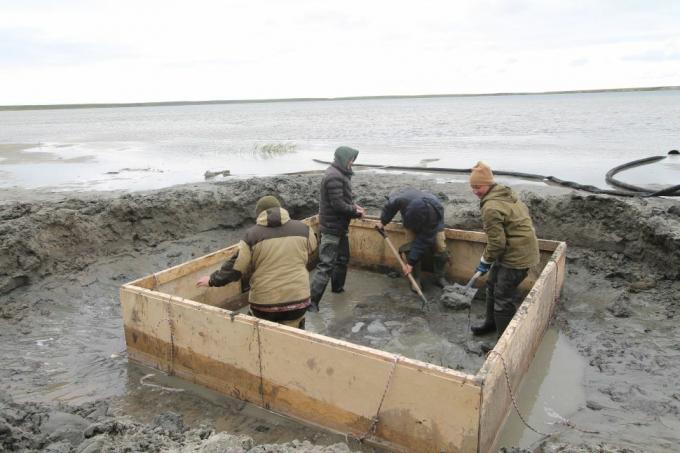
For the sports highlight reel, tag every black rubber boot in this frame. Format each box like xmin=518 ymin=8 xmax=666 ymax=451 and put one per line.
xmin=494 ymin=311 xmax=515 ymax=339
xmin=432 ymin=251 xmax=450 ymax=288
xmin=308 ymin=297 xmax=320 ymax=313
xmin=471 ymin=297 xmax=495 ymax=336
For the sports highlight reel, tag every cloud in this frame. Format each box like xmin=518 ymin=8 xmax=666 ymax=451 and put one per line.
xmin=0 ymin=0 xmax=679 ymax=104
xmin=623 ymin=47 xmax=680 ymax=61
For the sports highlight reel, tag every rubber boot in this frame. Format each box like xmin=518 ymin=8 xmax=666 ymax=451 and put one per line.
xmin=494 ymin=311 xmax=514 ymax=339
xmin=471 ymin=296 xmax=495 ymax=336
xmin=432 ymin=251 xmax=450 ymax=288
xmin=308 ymin=295 xmax=321 ymax=313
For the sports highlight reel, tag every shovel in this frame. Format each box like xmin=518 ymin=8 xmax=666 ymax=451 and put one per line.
xmin=442 ymin=271 xmax=483 ymax=309
xmin=374 ymin=225 xmax=429 ymax=310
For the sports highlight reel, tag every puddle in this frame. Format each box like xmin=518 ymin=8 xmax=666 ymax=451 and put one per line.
xmin=496 ymin=327 xmax=586 ymax=449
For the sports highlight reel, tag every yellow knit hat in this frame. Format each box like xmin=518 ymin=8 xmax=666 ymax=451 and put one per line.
xmin=469 ymin=161 xmax=495 ymax=185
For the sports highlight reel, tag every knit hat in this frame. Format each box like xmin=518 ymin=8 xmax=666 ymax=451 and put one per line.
xmin=255 ymin=195 xmax=281 ymax=216
xmin=469 ymin=161 xmax=495 ymax=185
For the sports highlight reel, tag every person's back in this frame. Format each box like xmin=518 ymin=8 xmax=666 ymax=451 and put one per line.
xmin=379 ymin=187 xmax=449 ymax=288
xmin=381 ymin=188 xmax=444 ymax=234
xmin=196 ymin=196 xmax=317 ymax=329
xmin=241 ymin=206 xmax=314 ymax=305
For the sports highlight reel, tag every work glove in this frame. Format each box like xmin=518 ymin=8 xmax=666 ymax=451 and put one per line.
xmin=475 ymin=259 xmax=492 ymax=275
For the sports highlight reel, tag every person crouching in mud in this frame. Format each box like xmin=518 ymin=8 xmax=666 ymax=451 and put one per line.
xmin=309 ymin=146 xmax=365 ymax=312
xmin=469 ymin=162 xmax=539 ymax=351
xmin=378 ymin=188 xmax=450 ymax=290
xmin=196 ymin=196 xmax=317 ymax=330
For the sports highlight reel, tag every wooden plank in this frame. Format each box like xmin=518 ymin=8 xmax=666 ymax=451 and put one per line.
xmin=121 ymin=284 xmax=482 ymax=452
xmin=121 ymin=216 xmax=566 ymax=453
xmin=477 ymin=245 xmax=565 ymax=453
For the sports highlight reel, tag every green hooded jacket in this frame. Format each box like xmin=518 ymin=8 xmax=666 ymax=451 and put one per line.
xmin=480 ymin=184 xmax=540 ymax=269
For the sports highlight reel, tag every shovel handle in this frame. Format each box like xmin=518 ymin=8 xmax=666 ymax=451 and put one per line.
xmin=466 ymin=271 xmax=483 ymax=289
xmin=374 ymin=225 xmax=428 ymax=306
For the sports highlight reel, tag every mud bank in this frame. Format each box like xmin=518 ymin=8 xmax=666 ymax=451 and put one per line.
xmin=1 ymin=172 xmax=680 ymax=452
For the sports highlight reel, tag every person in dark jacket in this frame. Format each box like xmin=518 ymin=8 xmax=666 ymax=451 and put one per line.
xmin=196 ymin=195 xmax=317 ymax=329
xmin=468 ymin=162 xmax=540 ymax=349
xmin=309 ymin=146 xmax=365 ymax=312
xmin=379 ymin=188 xmax=450 ymax=289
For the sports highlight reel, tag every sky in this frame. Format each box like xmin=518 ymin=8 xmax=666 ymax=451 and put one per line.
xmin=1 ymin=0 xmax=679 ymax=105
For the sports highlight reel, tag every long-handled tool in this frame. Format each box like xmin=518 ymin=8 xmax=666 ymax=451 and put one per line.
xmin=375 ymin=226 xmax=429 ymax=309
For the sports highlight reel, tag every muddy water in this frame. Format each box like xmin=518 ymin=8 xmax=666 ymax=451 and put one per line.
xmin=307 ymin=267 xmax=488 ymax=374
xmin=113 ymin=362 xmax=377 ymax=451
xmin=496 ymin=327 xmax=586 ymax=449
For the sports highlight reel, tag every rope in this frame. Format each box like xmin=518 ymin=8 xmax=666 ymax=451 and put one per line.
xmin=253 ymin=319 xmax=265 ymax=406
xmin=488 ymin=350 xmax=556 ymax=437
xmin=140 ymin=373 xmax=184 ymax=392
xmin=488 ymin=349 xmax=600 ymax=440
xmin=166 ymin=296 xmax=176 ymax=376
xmin=355 ymin=354 xmax=401 ymax=442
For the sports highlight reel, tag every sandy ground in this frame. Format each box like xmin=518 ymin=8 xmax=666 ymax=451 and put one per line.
xmin=1 ymin=172 xmax=679 ymax=452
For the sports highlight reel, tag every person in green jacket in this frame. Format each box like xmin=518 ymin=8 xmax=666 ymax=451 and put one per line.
xmin=469 ymin=161 xmax=540 ymax=346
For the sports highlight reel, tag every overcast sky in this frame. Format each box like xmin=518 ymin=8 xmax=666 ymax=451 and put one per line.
xmin=1 ymin=0 xmax=679 ymax=105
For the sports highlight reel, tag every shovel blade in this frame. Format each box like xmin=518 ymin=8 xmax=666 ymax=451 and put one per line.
xmin=441 ymin=283 xmax=479 ymax=310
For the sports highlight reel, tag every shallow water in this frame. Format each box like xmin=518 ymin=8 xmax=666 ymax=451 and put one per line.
xmin=496 ymin=327 xmax=586 ymax=449
xmin=1 ymin=90 xmax=678 ymax=190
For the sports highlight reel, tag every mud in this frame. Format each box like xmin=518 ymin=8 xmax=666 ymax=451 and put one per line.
xmin=1 ymin=172 xmax=680 ymax=452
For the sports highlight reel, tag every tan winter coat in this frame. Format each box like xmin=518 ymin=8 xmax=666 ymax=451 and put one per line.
xmin=480 ymin=184 xmax=540 ymax=269
xmin=233 ymin=207 xmax=317 ymax=306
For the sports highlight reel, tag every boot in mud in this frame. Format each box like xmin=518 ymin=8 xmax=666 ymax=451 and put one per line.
xmin=432 ymin=251 xmax=450 ymax=288
xmin=480 ymin=341 xmax=495 ymax=354
xmin=471 ymin=295 xmax=495 ymax=336
xmin=308 ymin=296 xmax=320 ymax=313
xmin=494 ymin=311 xmax=514 ymax=339
xmin=480 ymin=312 xmax=514 ymax=353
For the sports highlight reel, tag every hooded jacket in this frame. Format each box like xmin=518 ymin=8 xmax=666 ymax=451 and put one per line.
xmin=318 ymin=146 xmax=361 ymax=235
xmin=380 ymin=188 xmax=444 ymax=265
xmin=209 ymin=207 xmax=317 ymax=306
xmin=480 ymin=184 xmax=540 ymax=269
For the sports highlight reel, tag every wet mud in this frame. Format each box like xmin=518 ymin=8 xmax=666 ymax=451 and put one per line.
xmin=2 ymin=172 xmax=680 ymax=452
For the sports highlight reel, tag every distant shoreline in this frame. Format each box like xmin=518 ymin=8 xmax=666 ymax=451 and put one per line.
xmin=1 ymin=85 xmax=679 ymax=111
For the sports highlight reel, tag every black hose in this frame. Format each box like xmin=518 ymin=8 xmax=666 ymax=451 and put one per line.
xmin=313 ymin=150 xmax=679 ymax=198
xmin=605 ymin=153 xmax=680 ymax=196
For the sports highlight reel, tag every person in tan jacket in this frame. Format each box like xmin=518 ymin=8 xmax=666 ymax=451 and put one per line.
xmin=469 ymin=162 xmax=540 ymax=346
xmin=197 ymin=196 xmax=317 ymax=329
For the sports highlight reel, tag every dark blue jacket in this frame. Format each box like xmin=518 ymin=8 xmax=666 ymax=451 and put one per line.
xmin=380 ymin=188 xmax=444 ymax=265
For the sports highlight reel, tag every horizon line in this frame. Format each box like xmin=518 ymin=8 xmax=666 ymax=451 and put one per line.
xmin=1 ymin=85 xmax=679 ymax=111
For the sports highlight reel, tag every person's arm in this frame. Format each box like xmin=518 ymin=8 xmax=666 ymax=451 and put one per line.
xmin=380 ymin=196 xmax=400 ymax=226
xmin=326 ymin=176 xmax=359 ymax=217
xmin=196 ymin=252 xmax=242 ymax=287
xmin=481 ymin=208 xmax=506 ymax=263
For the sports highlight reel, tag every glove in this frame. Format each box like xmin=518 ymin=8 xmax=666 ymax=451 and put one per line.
xmin=475 ymin=259 xmax=492 ymax=275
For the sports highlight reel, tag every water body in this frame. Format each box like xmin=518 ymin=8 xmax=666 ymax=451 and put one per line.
xmin=1 ymin=90 xmax=678 ymax=191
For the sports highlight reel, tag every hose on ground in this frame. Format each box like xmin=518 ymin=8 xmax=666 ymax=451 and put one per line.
xmin=313 ymin=150 xmax=680 ymax=197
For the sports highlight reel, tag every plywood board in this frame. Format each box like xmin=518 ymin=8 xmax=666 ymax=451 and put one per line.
xmin=121 ymin=284 xmax=482 ymax=452
xmin=121 ymin=216 xmax=566 ymax=453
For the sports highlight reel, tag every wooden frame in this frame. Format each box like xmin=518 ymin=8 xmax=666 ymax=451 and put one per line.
xmin=120 ymin=216 xmax=566 ymax=452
